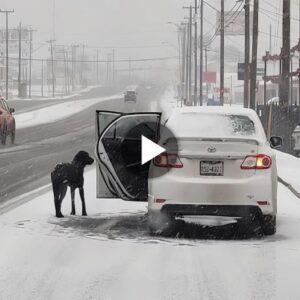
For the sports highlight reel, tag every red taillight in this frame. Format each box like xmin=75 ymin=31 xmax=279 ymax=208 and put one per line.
xmin=153 ymin=153 xmax=183 ymax=168
xmin=241 ymin=154 xmax=272 ymax=170
xmin=154 ymin=198 xmax=166 ymax=204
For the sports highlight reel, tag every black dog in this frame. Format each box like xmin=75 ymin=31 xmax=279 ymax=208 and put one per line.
xmin=51 ymin=151 xmax=94 ymax=218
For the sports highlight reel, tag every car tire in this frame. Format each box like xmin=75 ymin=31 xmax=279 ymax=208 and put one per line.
xmin=262 ymin=215 xmax=276 ymax=235
xmin=148 ymin=212 xmax=174 ymax=235
xmin=1 ymin=125 xmax=7 ymax=145
xmin=9 ymin=131 xmax=15 ymax=145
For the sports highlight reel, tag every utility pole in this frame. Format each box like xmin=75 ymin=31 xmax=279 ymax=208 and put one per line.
xmin=0 ymin=9 xmax=14 ymax=100
xmin=96 ymin=49 xmax=100 ymax=85
xmin=71 ymin=45 xmax=79 ymax=91
xmin=112 ymin=49 xmax=115 ymax=85
xmin=41 ymin=59 xmax=44 ymax=97
xmin=279 ymin=0 xmax=291 ymax=152
xmin=250 ymin=0 xmax=259 ymax=109
xmin=80 ymin=45 xmax=85 ymax=87
xmin=28 ymin=28 xmax=36 ymax=98
xmin=299 ymin=0 xmax=300 ymax=105
xmin=205 ymin=47 xmax=208 ymax=97
xmin=269 ymin=24 xmax=272 ymax=53
xmin=279 ymin=0 xmax=290 ymax=108
xmin=220 ymin=0 xmax=225 ymax=105
xmin=194 ymin=0 xmax=198 ymax=106
xmin=244 ymin=0 xmax=250 ymax=108
xmin=185 ymin=23 xmax=189 ymax=104
xmin=181 ymin=25 xmax=187 ymax=106
xmin=128 ymin=57 xmax=131 ymax=83
xmin=47 ymin=39 xmax=55 ymax=97
xmin=189 ymin=6 xmax=193 ymax=105
xmin=199 ymin=0 xmax=204 ymax=106
xmin=18 ymin=22 xmax=22 ymax=98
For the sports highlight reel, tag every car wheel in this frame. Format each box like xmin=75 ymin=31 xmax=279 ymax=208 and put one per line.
xmin=262 ymin=215 xmax=276 ymax=235
xmin=9 ymin=131 xmax=15 ymax=145
xmin=148 ymin=212 xmax=174 ymax=235
xmin=1 ymin=126 xmax=7 ymax=145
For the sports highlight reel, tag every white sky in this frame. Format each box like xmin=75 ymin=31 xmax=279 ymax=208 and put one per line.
xmin=0 ymin=0 xmax=299 ymax=68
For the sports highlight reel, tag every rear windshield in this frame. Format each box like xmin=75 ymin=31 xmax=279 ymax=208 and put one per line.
xmin=167 ymin=113 xmax=259 ymax=139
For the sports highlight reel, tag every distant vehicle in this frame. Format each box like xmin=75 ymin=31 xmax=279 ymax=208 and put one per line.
xmin=267 ymin=97 xmax=279 ymax=105
xmin=0 ymin=97 xmax=15 ymax=145
xmin=124 ymin=90 xmax=137 ymax=102
xmin=207 ymin=98 xmax=220 ymax=106
xmin=95 ymin=107 xmax=282 ymax=236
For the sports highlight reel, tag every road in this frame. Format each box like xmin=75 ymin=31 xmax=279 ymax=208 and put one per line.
xmin=0 ymin=84 xmax=165 ymax=205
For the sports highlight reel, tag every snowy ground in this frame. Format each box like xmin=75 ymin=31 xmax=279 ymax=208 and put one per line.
xmin=15 ymin=93 xmax=122 ymax=129
xmin=1 ymin=164 xmax=300 ymax=299
xmin=1 ymin=88 xmax=300 ymax=299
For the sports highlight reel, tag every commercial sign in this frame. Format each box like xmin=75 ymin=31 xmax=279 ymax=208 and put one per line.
xmin=203 ymin=72 xmax=217 ymax=83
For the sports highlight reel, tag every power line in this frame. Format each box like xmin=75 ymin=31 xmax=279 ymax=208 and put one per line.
xmin=3 ymin=55 xmax=179 ymax=63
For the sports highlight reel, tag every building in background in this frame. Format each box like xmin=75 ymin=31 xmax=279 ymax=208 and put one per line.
xmin=0 ymin=27 xmax=30 ymax=95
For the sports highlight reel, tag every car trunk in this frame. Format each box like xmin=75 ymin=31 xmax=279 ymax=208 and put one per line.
xmin=173 ymin=138 xmax=259 ymax=179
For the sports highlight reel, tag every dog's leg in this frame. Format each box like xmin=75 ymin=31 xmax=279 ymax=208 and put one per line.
xmin=70 ymin=187 xmax=76 ymax=215
xmin=79 ymin=188 xmax=87 ymax=216
xmin=56 ymin=184 xmax=67 ymax=218
xmin=53 ymin=184 xmax=64 ymax=218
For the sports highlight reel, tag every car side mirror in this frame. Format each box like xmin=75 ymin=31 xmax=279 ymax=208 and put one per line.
xmin=270 ymin=136 xmax=283 ymax=148
xmin=9 ymin=108 xmax=15 ymax=113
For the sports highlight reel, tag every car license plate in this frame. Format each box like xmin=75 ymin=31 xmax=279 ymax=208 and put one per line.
xmin=200 ymin=161 xmax=224 ymax=176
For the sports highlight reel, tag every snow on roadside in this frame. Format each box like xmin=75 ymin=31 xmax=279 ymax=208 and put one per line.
xmin=15 ymin=93 xmax=122 ymax=129
xmin=275 ymin=150 xmax=300 ymax=193
xmin=10 ymin=85 xmax=103 ymax=101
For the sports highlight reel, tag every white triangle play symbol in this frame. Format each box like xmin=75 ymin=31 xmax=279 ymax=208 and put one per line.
xmin=141 ymin=135 xmax=166 ymax=165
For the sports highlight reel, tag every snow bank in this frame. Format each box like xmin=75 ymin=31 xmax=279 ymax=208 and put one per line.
xmin=15 ymin=93 xmax=122 ymax=129
xmin=275 ymin=150 xmax=300 ymax=193
xmin=11 ymin=85 xmax=103 ymax=101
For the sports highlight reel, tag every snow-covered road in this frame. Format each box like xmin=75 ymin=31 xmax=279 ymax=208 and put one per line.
xmin=0 ymin=157 xmax=300 ymax=299
xmin=1 ymin=87 xmax=300 ymax=299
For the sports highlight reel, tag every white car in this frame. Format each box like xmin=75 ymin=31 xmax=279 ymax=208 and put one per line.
xmin=95 ymin=107 xmax=282 ymax=235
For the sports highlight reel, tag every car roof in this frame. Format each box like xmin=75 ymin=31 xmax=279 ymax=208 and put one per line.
xmin=171 ymin=106 xmax=258 ymax=117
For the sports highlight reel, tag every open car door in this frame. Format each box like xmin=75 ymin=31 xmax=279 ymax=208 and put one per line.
xmin=96 ymin=111 xmax=161 ymax=201
xmin=95 ymin=111 xmax=122 ymax=198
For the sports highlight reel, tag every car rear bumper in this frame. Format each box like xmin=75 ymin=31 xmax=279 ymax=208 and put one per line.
xmin=160 ymin=204 xmax=263 ymax=219
xmin=148 ymin=173 xmax=277 ymax=216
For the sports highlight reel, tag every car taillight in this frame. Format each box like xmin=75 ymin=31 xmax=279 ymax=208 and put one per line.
xmin=153 ymin=153 xmax=183 ymax=168
xmin=241 ymin=154 xmax=272 ymax=170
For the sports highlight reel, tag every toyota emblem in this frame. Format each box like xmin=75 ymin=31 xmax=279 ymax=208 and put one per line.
xmin=207 ymin=146 xmax=217 ymax=153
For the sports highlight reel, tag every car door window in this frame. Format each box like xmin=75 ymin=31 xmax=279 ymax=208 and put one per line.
xmin=96 ymin=111 xmax=121 ymax=139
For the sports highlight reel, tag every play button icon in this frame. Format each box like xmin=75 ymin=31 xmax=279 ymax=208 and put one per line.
xmin=141 ymin=135 xmax=166 ymax=165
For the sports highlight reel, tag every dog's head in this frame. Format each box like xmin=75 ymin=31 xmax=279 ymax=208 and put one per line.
xmin=73 ymin=151 xmax=94 ymax=166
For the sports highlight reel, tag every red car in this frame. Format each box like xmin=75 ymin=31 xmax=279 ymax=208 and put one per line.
xmin=0 ymin=97 xmax=15 ymax=145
